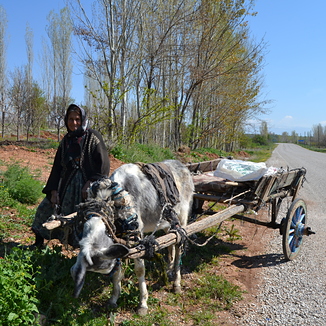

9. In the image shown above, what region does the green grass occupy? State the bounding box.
[242,144,276,162]
[111,143,175,163]
[188,274,242,310]
[300,144,326,153]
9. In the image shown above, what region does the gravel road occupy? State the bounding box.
[237,143,326,325]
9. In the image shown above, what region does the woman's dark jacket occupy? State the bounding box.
[42,128,110,201]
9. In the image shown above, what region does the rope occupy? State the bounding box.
[62,226,72,250]
[86,210,127,246]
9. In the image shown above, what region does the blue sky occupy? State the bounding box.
[0,0,84,103]
[248,0,326,135]
[1,0,325,135]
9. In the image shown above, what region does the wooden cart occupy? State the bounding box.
[187,158,314,261]
[44,159,315,261]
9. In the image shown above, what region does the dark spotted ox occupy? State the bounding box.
[70,160,194,315]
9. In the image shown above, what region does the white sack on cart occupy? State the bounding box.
[213,159,269,182]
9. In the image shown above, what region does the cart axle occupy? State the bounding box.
[303,226,315,236]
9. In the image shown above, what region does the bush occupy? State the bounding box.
[2,163,43,204]
[0,248,39,326]
[0,184,16,208]
[0,247,83,326]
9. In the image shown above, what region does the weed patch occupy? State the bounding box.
[1,163,43,204]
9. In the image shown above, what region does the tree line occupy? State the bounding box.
[270,124,326,148]
[0,0,268,151]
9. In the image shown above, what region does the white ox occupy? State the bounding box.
[70,160,194,315]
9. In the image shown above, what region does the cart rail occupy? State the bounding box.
[188,158,306,211]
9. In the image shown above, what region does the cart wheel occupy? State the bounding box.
[282,198,307,261]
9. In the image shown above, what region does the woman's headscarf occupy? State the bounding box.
[63,104,89,165]
[64,104,89,137]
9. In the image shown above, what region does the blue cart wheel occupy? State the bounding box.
[282,199,307,261]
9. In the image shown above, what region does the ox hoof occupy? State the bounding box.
[173,285,182,294]
[137,306,148,316]
[107,302,118,310]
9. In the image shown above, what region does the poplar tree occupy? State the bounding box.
[45,7,73,140]
[69,0,267,150]
[0,6,8,138]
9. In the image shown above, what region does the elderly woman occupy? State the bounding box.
[32,104,110,248]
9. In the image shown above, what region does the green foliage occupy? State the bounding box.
[0,248,39,326]
[110,144,126,161]
[120,308,173,326]
[240,134,270,148]
[245,144,276,163]
[0,183,16,208]
[125,88,176,144]
[251,134,269,146]
[223,224,242,242]
[33,140,60,150]
[32,246,80,324]
[0,163,37,238]
[111,143,175,163]
[179,147,232,164]
[194,147,228,159]
[188,274,242,310]
[1,163,43,204]
[0,246,93,326]
[300,144,326,153]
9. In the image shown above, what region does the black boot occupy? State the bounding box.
[31,229,44,249]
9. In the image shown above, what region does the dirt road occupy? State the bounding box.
[237,143,326,325]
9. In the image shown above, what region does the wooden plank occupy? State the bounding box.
[254,175,277,204]
[127,204,245,259]
[192,174,241,193]
[186,159,222,173]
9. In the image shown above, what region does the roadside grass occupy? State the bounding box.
[111,143,176,163]
[300,144,326,153]
[242,144,277,162]
[111,142,275,164]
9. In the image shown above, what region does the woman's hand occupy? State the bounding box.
[82,180,92,200]
[50,190,59,207]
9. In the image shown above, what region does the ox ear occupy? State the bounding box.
[102,243,130,259]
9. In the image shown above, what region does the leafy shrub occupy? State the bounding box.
[0,248,39,326]
[0,247,84,326]
[0,184,16,208]
[2,163,43,204]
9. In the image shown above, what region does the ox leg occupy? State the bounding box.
[167,245,176,279]
[108,265,123,308]
[167,243,182,293]
[173,244,183,294]
[134,258,148,316]
[170,211,188,294]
